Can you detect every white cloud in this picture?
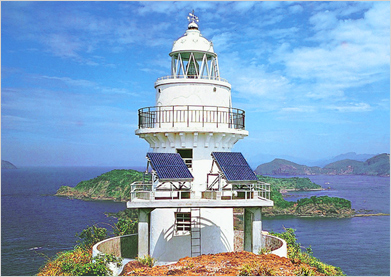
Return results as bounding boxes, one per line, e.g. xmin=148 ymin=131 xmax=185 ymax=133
xmin=273 ymin=2 xmax=389 ymax=102
xmin=280 ymin=106 xmax=317 ymax=113
xmin=327 ymin=102 xmax=372 ymax=112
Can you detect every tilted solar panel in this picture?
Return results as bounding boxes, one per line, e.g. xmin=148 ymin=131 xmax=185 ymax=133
xmin=147 ymin=153 xmax=194 ymax=181
xmin=211 ymin=152 xmax=258 ymax=182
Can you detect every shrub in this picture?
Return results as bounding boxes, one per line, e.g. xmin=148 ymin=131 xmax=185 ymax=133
xmin=76 ymin=225 xmax=108 ymax=247
xmin=69 ymin=253 xmax=122 ymax=276
xmin=137 ymin=255 xmax=156 ymax=267
xmin=37 ymin=246 xmax=122 ymax=276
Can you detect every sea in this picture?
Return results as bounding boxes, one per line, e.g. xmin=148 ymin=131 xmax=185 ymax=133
xmin=1 ymin=167 xmax=390 ymax=276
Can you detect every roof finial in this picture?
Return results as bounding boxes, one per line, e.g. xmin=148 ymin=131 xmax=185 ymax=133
xmin=187 ymin=10 xmax=199 ymax=29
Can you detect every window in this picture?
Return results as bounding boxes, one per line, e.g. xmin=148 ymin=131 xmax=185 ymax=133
xmin=175 ymin=212 xmax=191 ymax=232
xmin=177 ymin=149 xmax=193 ymax=168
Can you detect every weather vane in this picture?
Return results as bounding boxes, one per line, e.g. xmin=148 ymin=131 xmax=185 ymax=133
xmin=187 ymin=10 xmax=199 ymax=24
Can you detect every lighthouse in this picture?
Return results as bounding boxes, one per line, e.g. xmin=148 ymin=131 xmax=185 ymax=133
xmin=128 ymin=12 xmax=273 ymax=264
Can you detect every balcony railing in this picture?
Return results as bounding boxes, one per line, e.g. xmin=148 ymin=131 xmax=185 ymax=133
xmin=130 ymin=181 xmax=270 ymax=202
xmin=156 ymin=75 xmax=229 ymax=83
xmin=138 ymin=105 xmax=245 ymax=130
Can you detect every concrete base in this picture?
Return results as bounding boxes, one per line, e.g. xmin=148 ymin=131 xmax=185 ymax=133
xmin=138 ymin=208 xmax=154 ymax=257
xmin=137 ymin=207 xmax=234 ymax=263
xmin=244 ymin=207 xmax=262 ymax=254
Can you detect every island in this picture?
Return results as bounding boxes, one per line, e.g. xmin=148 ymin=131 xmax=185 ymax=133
xmin=255 ymin=153 xmax=390 ymax=176
xmin=256 ymin=175 xmax=354 ymax=217
xmin=56 ymin=169 xmax=356 ymax=218
xmin=1 ymin=160 xmax=17 ymax=169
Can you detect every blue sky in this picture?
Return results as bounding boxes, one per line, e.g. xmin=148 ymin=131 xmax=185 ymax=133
xmin=1 ymin=1 xmax=390 ymax=167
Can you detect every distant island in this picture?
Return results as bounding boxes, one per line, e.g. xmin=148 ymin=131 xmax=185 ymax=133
xmin=1 ymin=160 xmax=17 ymax=169
xmin=56 ymin=169 xmax=146 ymax=201
xmin=255 ymin=153 xmax=390 ymax=176
xmin=56 ymin=169 xmax=357 ymax=218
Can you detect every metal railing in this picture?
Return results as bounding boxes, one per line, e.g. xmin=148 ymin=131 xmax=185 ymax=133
xmin=156 ymin=75 xmax=229 ymax=83
xmin=130 ymin=182 xmax=192 ymax=201
xmin=138 ymin=105 xmax=245 ymax=130
xmin=130 ymin=181 xmax=270 ymax=201
xmin=203 ymin=182 xmax=270 ymax=200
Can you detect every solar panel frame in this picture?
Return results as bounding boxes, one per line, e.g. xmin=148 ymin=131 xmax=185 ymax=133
xmin=211 ymin=152 xmax=258 ymax=182
xmin=147 ymin=153 xmax=194 ymax=181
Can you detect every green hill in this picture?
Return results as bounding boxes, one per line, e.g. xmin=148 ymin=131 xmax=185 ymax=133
xmin=255 ymin=154 xmax=390 ymax=176
xmin=255 ymin=159 xmax=322 ymax=175
xmin=56 ymin=169 xmax=148 ymax=201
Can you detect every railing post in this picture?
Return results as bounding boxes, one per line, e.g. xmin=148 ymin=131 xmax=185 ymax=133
xmin=172 ymin=106 xmax=175 ymax=127
xmin=138 ymin=109 xmax=141 ymax=129
xmin=216 ymin=106 xmax=219 ymax=128
xmin=242 ymin=110 xmax=245 ymax=129
xmin=202 ymin=106 xmax=205 ymax=127
xmin=187 ymin=105 xmax=190 ymax=127
xmin=158 ymin=106 xmax=161 ymax=128
xmin=148 ymin=107 xmax=151 ymax=128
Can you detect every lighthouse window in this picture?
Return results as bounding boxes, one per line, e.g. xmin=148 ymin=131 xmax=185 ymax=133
xmin=175 ymin=212 xmax=191 ymax=232
xmin=177 ymin=149 xmax=193 ymax=168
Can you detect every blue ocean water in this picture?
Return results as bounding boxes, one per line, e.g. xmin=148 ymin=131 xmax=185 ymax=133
xmin=1 ymin=168 xmax=390 ymax=276
xmin=1 ymin=167 xmax=128 ymax=276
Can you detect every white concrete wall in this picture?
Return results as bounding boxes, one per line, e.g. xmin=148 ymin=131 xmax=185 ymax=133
xmin=156 ymin=82 xmax=231 ymax=107
xmin=149 ymin=208 xmax=234 ymax=263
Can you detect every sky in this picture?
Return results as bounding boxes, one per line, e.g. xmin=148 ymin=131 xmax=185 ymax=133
xmin=1 ymin=1 xmax=390 ymax=167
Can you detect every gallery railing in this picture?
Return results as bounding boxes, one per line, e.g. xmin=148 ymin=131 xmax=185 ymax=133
xmin=130 ymin=181 xmax=270 ymax=201
xmin=138 ymin=105 xmax=245 ymax=130
xmin=156 ymin=75 xmax=229 ymax=83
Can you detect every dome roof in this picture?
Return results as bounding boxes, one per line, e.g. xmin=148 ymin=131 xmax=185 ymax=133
xmin=170 ymin=24 xmax=215 ymax=55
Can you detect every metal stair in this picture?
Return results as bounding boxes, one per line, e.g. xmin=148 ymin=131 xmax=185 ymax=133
xmin=191 ymin=208 xmax=201 ymax=257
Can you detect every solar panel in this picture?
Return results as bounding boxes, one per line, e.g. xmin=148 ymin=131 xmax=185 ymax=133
xmin=147 ymin=153 xmax=194 ymax=181
xmin=211 ymin=152 xmax=257 ymax=182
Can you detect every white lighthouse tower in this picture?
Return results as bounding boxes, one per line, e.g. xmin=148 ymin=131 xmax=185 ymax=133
xmin=128 ymin=12 xmax=273 ymax=264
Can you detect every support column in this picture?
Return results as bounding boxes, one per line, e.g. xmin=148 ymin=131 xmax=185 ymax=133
xmin=138 ymin=208 xmax=154 ymax=258
xmin=244 ymin=207 xmax=262 ymax=254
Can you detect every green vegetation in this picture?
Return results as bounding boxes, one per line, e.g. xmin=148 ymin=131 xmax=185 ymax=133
xmin=297 ymin=195 xmax=351 ymax=210
xmin=270 ymin=228 xmax=345 ymax=276
xmin=56 ymin=169 xmax=150 ymax=201
xmin=258 ymin=175 xmax=322 ymax=191
xmin=106 ymin=209 xmax=138 ymax=236
xmin=37 ymin=210 xmax=138 ymax=276
xmin=76 ymin=225 xmax=108 ymax=248
xmin=255 ymin=158 xmax=322 ymax=176
xmin=37 ymin=239 xmax=122 ymax=276
xmin=258 ymin=175 xmax=354 ymax=217
xmin=136 ymin=255 xmax=156 ymax=267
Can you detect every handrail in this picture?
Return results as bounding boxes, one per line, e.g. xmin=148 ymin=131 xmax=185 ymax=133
xmin=130 ymin=181 xmax=270 ymax=201
xmin=156 ymin=75 xmax=229 ymax=83
xmin=138 ymin=105 xmax=245 ymax=130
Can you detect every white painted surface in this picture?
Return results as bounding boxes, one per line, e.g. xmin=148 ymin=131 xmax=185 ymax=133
xmin=132 ymin=13 xmax=276 ymax=263
xmin=149 ymin=208 xmax=234 ymax=263
xmin=171 ymin=28 xmax=214 ymax=54
xmin=156 ymin=82 xmax=231 ymax=107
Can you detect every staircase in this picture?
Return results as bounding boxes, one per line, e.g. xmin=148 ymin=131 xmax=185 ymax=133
xmin=191 ymin=208 xmax=201 ymax=257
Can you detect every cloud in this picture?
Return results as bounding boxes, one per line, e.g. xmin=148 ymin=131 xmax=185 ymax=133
xmin=271 ymin=2 xmax=389 ymax=102
xmin=327 ymin=102 xmax=372 ymax=112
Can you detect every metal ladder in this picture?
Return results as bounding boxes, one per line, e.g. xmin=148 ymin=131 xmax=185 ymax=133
xmin=191 ymin=208 xmax=201 ymax=257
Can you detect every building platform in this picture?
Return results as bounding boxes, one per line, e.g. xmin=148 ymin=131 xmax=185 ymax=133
xmin=127 ymin=198 xmax=273 ymax=209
